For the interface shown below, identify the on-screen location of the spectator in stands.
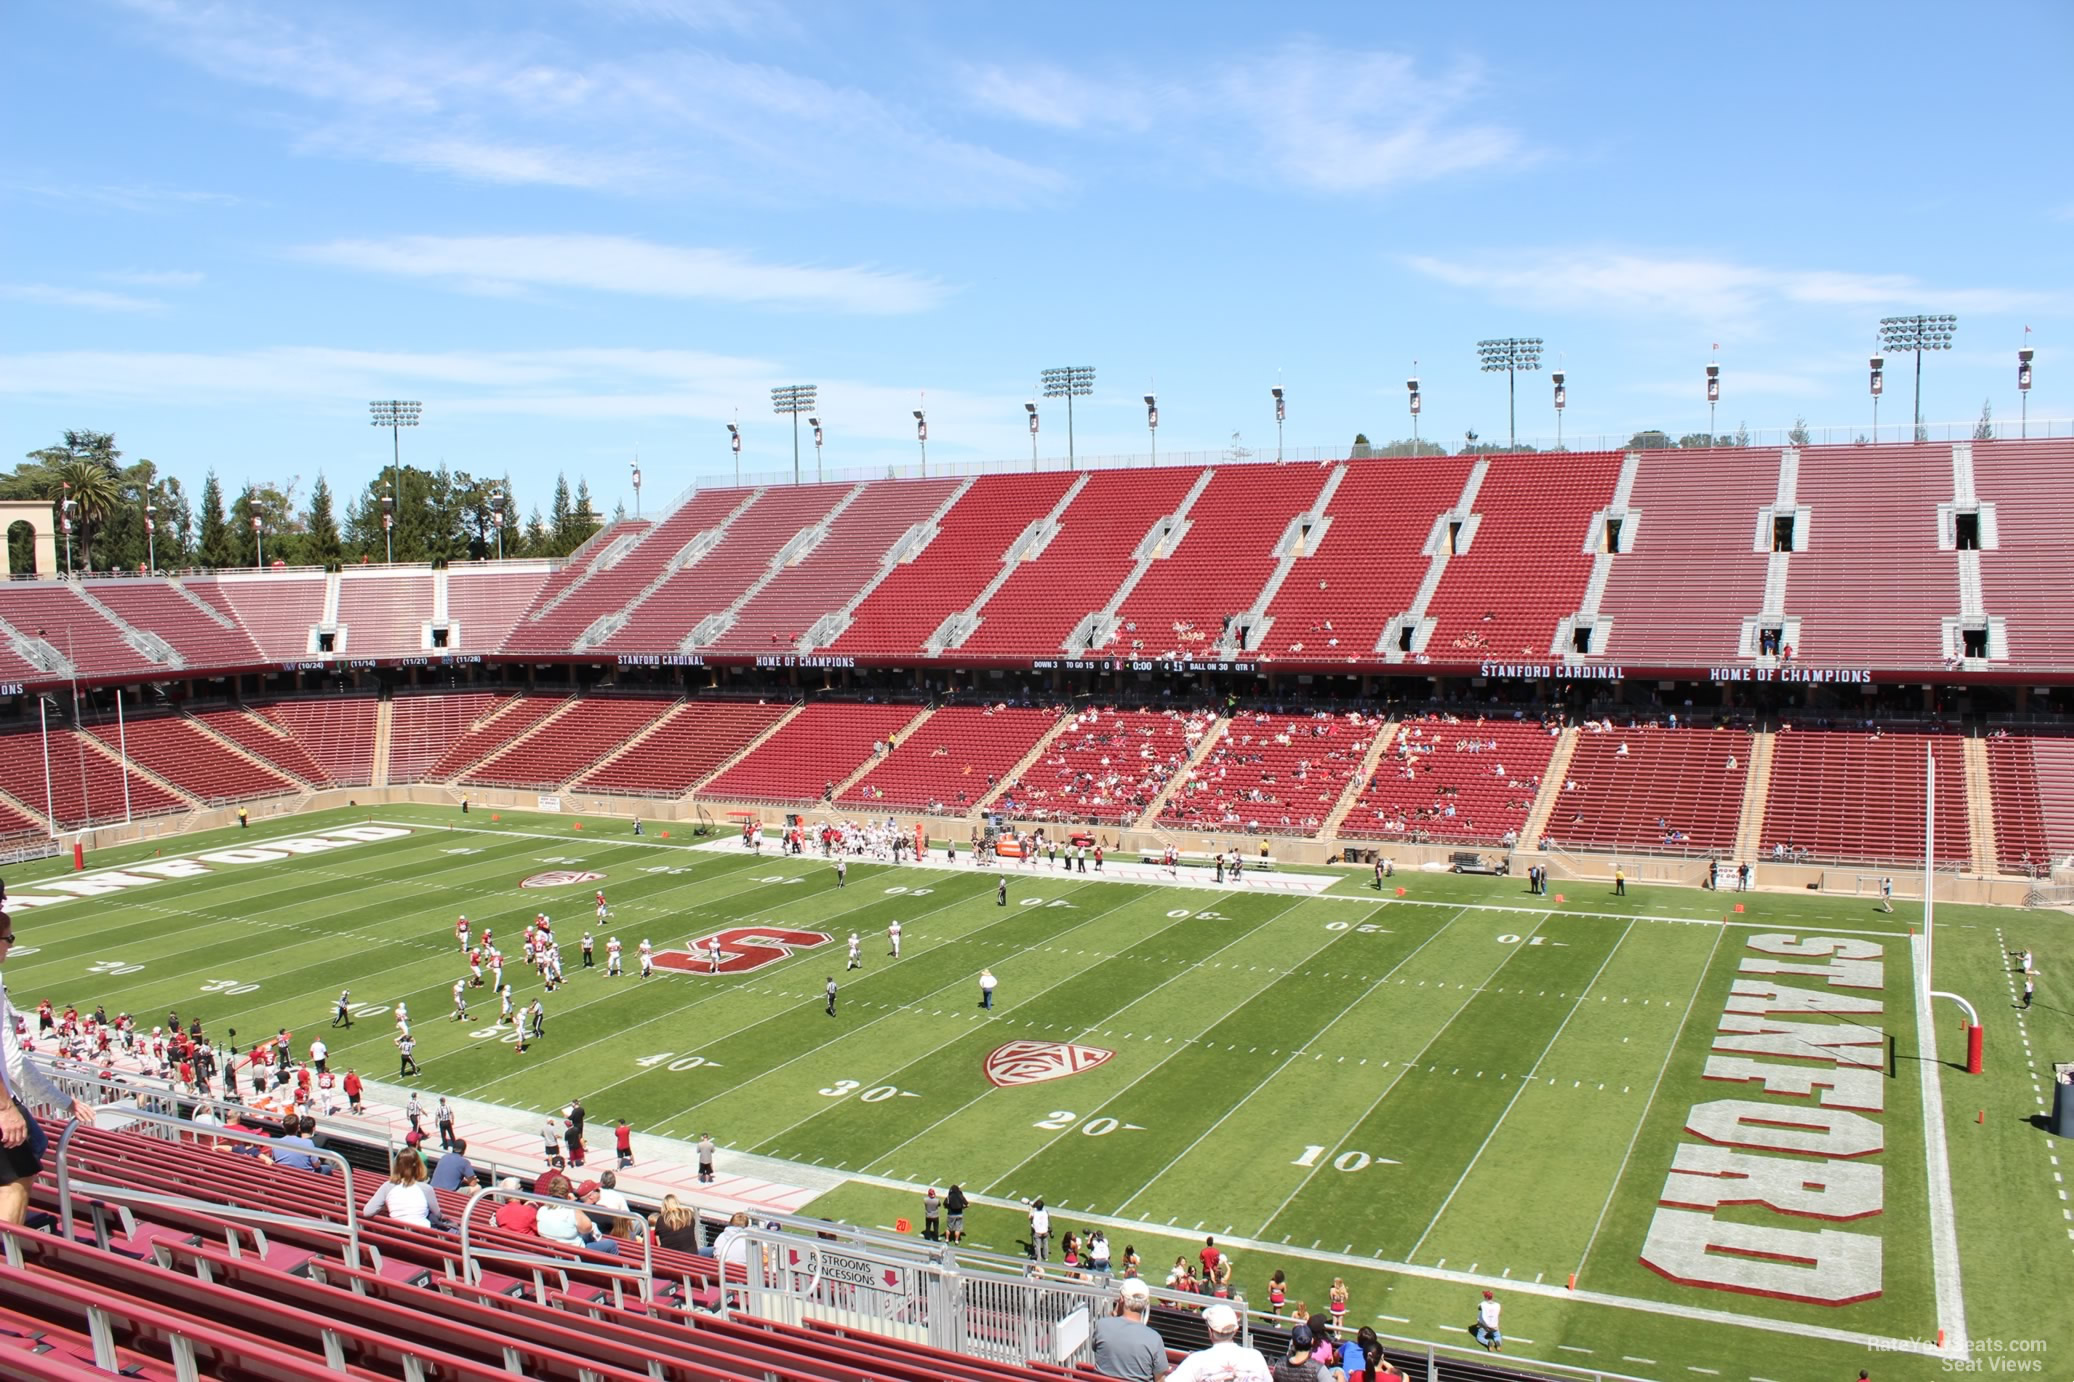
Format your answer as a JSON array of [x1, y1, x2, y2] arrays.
[[536, 1172, 619, 1256], [1168, 1303, 1270, 1382], [1093, 1277, 1169, 1382], [493, 1177, 537, 1234], [431, 1136, 479, 1191], [1273, 1322, 1330, 1382], [0, 911, 97, 1225], [650, 1194, 702, 1255], [270, 1115, 327, 1174], [593, 1170, 637, 1237], [363, 1149, 442, 1229], [711, 1209, 753, 1271]]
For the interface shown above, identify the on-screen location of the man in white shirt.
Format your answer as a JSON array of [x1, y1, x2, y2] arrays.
[[1472, 1290, 1503, 1352], [308, 1037, 329, 1074], [1028, 1198, 1051, 1260], [887, 920, 901, 958], [1165, 1304, 1268, 1382], [0, 913, 97, 1224]]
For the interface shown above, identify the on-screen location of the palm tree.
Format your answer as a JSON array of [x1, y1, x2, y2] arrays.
[[50, 457, 121, 571]]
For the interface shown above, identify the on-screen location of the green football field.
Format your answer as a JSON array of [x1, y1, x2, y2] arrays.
[[5, 803, 2069, 1382]]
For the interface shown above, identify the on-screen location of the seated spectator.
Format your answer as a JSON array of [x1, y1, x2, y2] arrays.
[[592, 1169, 639, 1238], [492, 1176, 538, 1234], [363, 1149, 441, 1229], [270, 1114, 327, 1174], [430, 1136, 479, 1191], [536, 1172, 619, 1256], [711, 1209, 753, 1272], [1093, 1276, 1168, 1382], [1168, 1303, 1269, 1382], [650, 1194, 703, 1255]]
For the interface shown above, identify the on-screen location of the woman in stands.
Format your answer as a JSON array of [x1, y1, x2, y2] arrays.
[[536, 1172, 618, 1256], [651, 1194, 703, 1255], [363, 1149, 439, 1229]]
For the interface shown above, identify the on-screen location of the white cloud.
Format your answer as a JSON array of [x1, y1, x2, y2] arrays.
[[295, 131, 657, 190], [1404, 250, 2044, 321], [0, 282, 164, 313], [100, 270, 205, 288], [959, 62, 1154, 133], [293, 234, 946, 315], [4, 180, 244, 212]]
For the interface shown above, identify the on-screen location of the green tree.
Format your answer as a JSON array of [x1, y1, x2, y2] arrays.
[[1973, 399, 1995, 441], [25, 432, 123, 571], [1367, 437, 1450, 458], [1351, 432, 1372, 459], [304, 474, 342, 567], [1788, 415, 1812, 447], [572, 478, 598, 546], [197, 471, 234, 568], [549, 473, 574, 549]]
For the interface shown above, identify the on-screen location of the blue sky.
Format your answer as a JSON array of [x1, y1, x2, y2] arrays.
[[5, 0, 2069, 519]]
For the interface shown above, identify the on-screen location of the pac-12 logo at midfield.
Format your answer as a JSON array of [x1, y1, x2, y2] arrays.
[[520, 870, 605, 889], [984, 1041, 1115, 1088], [655, 927, 832, 975]]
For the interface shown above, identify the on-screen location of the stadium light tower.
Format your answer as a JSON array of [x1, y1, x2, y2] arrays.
[[1706, 358, 1721, 445], [1271, 386, 1285, 463], [1878, 314, 1958, 442], [808, 416, 824, 482], [250, 499, 267, 569], [1143, 394, 1158, 467], [1040, 365, 1095, 470], [368, 400, 421, 528], [1869, 354, 1885, 441], [913, 408, 928, 476], [59, 485, 75, 575], [143, 496, 158, 573], [379, 484, 395, 563], [489, 487, 506, 560], [2018, 342, 2035, 439], [629, 458, 643, 518], [770, 383, 817, 485], [1024, 401, 1039, 469], [1476, 337, 1542, 448], [727, 421, 742, 486], [1552, 370, 1567, 449], [1407, 372, 1422, 449]]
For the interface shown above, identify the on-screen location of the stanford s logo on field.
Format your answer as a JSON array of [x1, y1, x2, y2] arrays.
[[984, 1041, 1114, 1088], [520, 870, 606, 889]]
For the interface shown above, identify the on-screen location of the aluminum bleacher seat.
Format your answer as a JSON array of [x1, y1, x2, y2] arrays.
[[0, 583, 163, 678], [209, 573, 326, 660], [1159, 710, 1380, 837], [0, 725, 185, 828], [445, 564, 552, 652], [1762, 724, 1969, 865], [1002, 707, 1212, 824], [839, 706, 1056, 813], [1976, 439, 2074, 666], [1344, 715, 1554, 846], [1985, 730, 2074, 873], [1599, 447, 1778, 664], [255, 697, 379, 786], [335, 569, 434, 659], [424, 696, 566, 781], [192, 705, 330, 786], [86, 714, 300, 805], [575, 700, 790, 796], [703, 702, 918, 804], [388, 691, 512, 783], [461, 696, 675, 789], [88, 578, 264, 669], [1553, 722, 1752, 854], [502, 518, 658, 655], [1786, 444, 1954, 667]]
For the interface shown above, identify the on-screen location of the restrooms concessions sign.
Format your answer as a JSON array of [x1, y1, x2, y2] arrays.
[[1640, 932, 1888, 1306], [1, 826, 411, 912]]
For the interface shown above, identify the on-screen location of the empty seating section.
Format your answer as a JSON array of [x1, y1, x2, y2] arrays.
[[1004, 707, 1213, 823], [704, 702, 917, 803], [711, 479, 962, 652], [1344, 716, 1555, 845], [574, 700, 790, 795], [1425, 452, 1624, 663], [502, 518, 656, 654], [446, 566, 550, 651], [1787, 445, 1954, 666], [335, 570, 432, 658], [0, 584, 162, 678], [256, 698, 379, 785], [961, 469, 1203, 656], [388, 691, 511, 782], [89, 578, 263, 669], [831, 473, 1076, 656], [1974, 440, 2074, 665], [462, 696, 674, 788], [424, 696, 564, 780], [1552, 723, 1752, 853], [1113, 467, 1330, 658], [0, 726, 184, 827], [841, 706, 1056, 812], [0, 796, 45, 840], [1985, 732, 2074, 872], [1599, 449, 1776, 663], [1160, 711, 1379, 836], [189, 706, 330, 786], [213, 574, 325, 660], [0, 635, 44, 683], [87, 714, 300, 803], [1762, 726, 1968, 864], [606, 485, 854, 651], [1258, 459, 1472, 661]]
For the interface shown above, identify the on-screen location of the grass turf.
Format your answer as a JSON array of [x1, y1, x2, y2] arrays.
[[5, 802, 2068, 1382]]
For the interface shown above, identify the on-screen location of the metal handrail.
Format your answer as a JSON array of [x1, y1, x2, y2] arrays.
[[456, 1184, 656, 1304], [53, 1106, 362, 1268]]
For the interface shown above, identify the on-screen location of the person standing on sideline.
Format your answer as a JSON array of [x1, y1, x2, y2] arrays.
[[436, 1098, 456, 1151], [343, 1067, 363, 1114], [0, 912, 98, 1224], [581, 932, 594, 968], [2021, 974, 2035, 1009], [1613, 866, 1627, 897], [922, 1187, 942, 1242], [238, 806, 249, 829], [847, 932, 861, 970], [615, 1119, 634, 1169], [1028, 1198, 1051, 1261], [887, 920, 902, 958], [333, 989, 353, 1028], [945, 1183, 967, 1243], [825, 977, 839, 1017], [696, 1132, 715, 1183], [836, 856, 847, 888], [1879, 876, 1894, 912], [980, 969, 997, 1010], [1092, 1277, 1169, 1382], [1471, 1289, 1503, 1352], [998, 876, 1008, 906]]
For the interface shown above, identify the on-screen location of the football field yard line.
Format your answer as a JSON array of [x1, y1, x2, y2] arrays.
[[975, 893, 1320, 1194], [1253, 908, 1555, 1239], [457, 873, 1015, 1103], [1406, 916, 1635, 1261], [739, 886, 1175, 1156], [1108, 901, 1463, 1217], [1341, 891, 1912, 941], [841, 895, 1308, 1183], [1571, 920, 1727, 1280], [1911, 932, 1968, 1349]]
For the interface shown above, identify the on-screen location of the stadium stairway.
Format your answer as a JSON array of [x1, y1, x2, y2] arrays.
[[688, 700, 805, 796], [1963, 733, 2000, 873], [825, 705, 937, 802], [1516, 725, 1577, 850], [1320, 717, 1400, 839], [973, 712, 1080, 817], [77, 727, 203, 813], [0, 786, 52, 837], [437, 694, 581, 783], [371, 696, 394, 788], [1130, 713, 1229, 829], [1731, 727, 1777, 864], [566, 698, 698, 792], [183, 706, 322, 791]]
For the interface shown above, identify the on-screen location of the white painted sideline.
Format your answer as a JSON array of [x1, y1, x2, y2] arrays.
[[1911, 933, 1969, 1350]]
